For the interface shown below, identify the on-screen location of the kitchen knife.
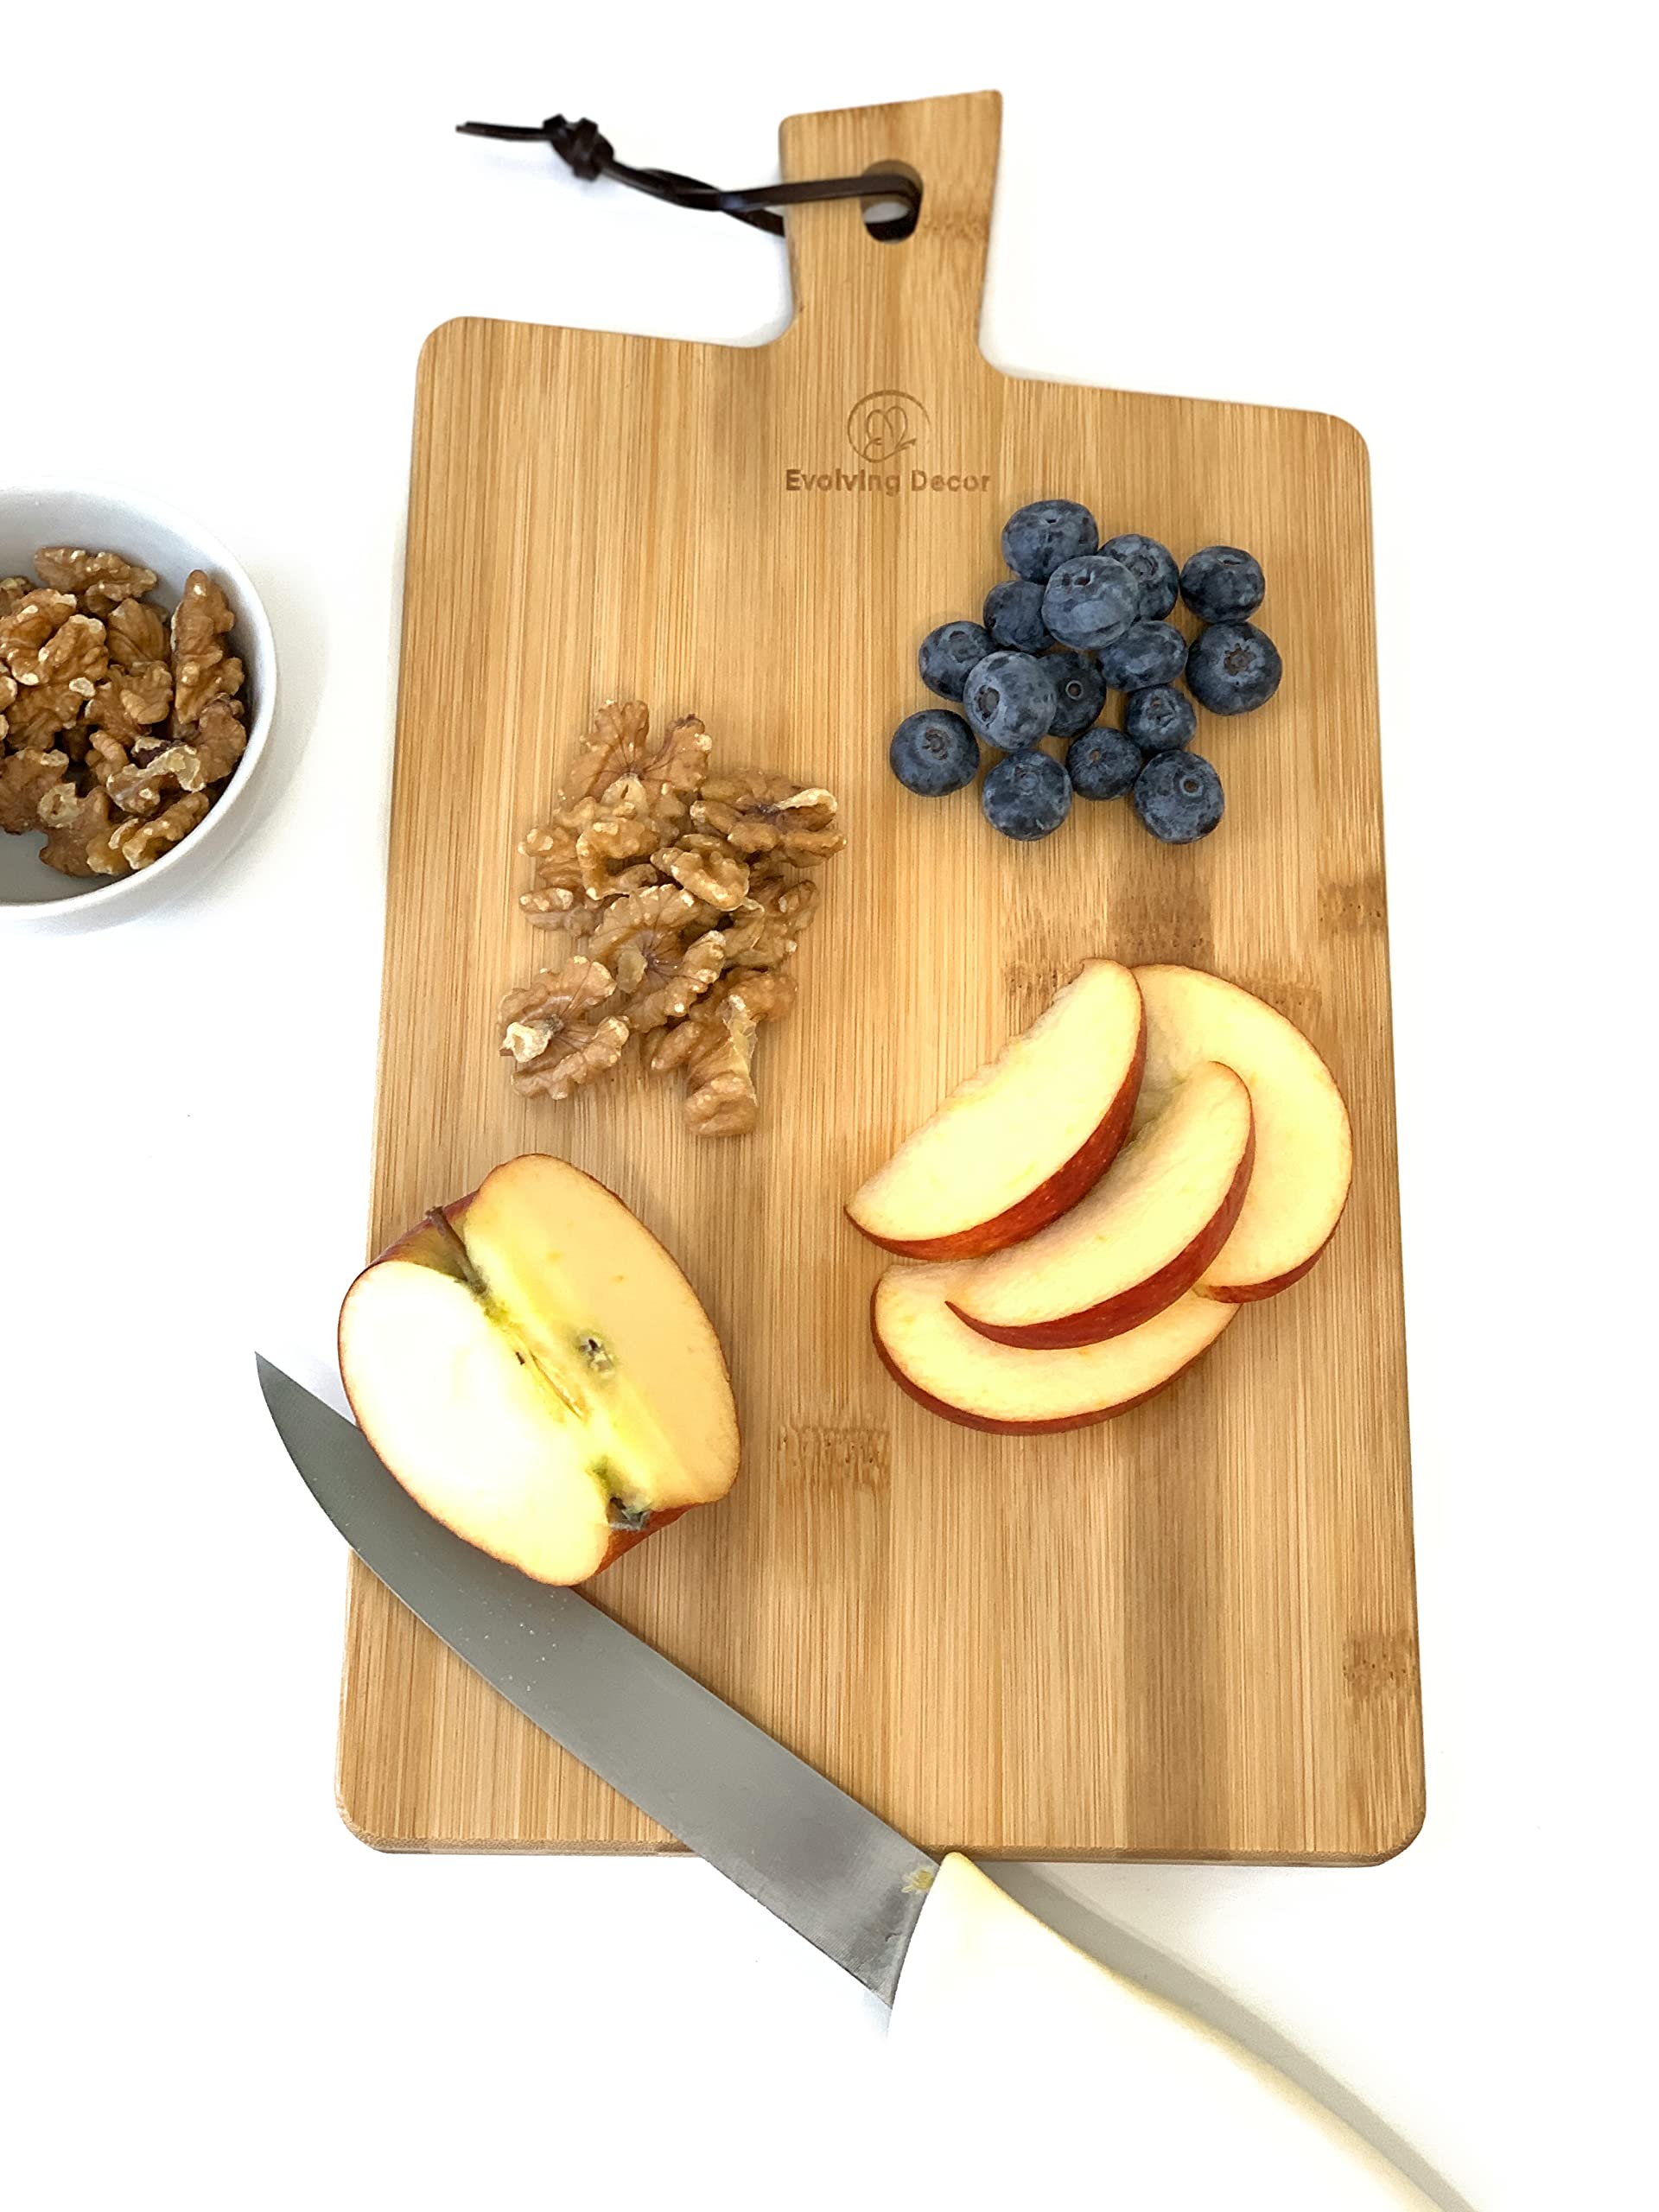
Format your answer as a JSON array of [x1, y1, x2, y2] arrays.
[[257, 1354, 1443, 2208]]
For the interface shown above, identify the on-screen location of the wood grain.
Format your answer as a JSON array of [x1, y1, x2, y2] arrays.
[[339, 92, 1422, 1862]]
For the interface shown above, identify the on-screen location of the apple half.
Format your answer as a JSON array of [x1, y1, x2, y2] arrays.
[[872, 1262, 1236, 1433], [1134, 965, 1353, 1302], [947, 1060, 1255, 1347], [846, 960, 1146, 1261], [338, 1155, 741, 1585]]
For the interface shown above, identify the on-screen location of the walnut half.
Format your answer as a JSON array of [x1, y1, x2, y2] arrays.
[[499, 953, 620, 1069], [588, 884, 726, 1033], [692, 769, 845, 865], [649, 969, 799, 1138], [35, 547, 159, 616], [170, 571, 242, 730], [0, 747, 70, 836], [37, 784, 124, 876]]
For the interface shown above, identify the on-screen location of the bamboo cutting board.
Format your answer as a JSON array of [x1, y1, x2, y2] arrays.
[[340, 91, 1422, 1861]]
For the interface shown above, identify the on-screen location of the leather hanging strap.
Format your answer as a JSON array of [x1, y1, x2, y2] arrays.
[[455, 113, 920, 238]]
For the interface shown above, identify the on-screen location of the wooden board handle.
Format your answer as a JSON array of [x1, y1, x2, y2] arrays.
[[778, 91, 1001, 359]]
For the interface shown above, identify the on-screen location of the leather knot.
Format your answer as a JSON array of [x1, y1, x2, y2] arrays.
[[544, 115, 613, 182]]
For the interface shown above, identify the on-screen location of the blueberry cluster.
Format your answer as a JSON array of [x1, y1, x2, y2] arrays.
[[888, 501, 1282, 846]]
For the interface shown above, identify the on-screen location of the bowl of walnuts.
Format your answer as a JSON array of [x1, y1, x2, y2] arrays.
[[0, 486, 276, 915]]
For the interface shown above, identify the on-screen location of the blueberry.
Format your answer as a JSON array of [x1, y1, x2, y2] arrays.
[[1041, 554, 1141, 650], [1186, 621, 1283, 715], [889, 709, 980, 797], [1133, 752, 1224, 843], [1124, 683, 1197, 752], [1179, 545, 1266, 624], [1096, 620, 1188, 692], [982, 579, 1050, 654], [982, 749, 1072, 840], [1044, 648, 1107, 739], [1001, 499, 1098, 584], [1067, 728, 1143, 800], [1099, 533, 1179, 620], [961, 651, 1058, 750], [918, 619, 992, 702]]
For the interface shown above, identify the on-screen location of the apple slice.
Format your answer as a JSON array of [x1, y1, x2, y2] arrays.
[[947, 1060, 1254, 1346], [872, 1262, 1236, 1433], [338, 1155, 740, 1585], [1134, 966, 1353, 1302], [847, 960, 1145, 1260]]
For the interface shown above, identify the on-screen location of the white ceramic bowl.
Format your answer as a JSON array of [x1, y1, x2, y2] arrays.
[[0, 486, 276, 916]]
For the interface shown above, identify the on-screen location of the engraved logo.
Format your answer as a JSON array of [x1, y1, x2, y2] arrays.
[[846, 388, 930, 464], [784, 392, 988, 497]]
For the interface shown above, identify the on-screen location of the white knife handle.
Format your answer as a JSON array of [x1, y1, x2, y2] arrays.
[[886, 1854, 1439, 2209]]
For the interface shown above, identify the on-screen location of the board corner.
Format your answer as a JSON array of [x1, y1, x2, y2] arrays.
[[416, 314, 491, 386], [1353, 1776, 1428, 1867]]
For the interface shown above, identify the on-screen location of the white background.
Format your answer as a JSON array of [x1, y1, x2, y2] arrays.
[[3, 5, 1651, 2207]]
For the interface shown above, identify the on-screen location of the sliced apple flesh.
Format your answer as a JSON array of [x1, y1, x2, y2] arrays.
[[338, 1154, 740, 1585], [948, 1060, 1255, 1347], [872, 1262, 1236, 1433], [847, 960, 1146, 1260], [1133, 966, 1353, 1301]]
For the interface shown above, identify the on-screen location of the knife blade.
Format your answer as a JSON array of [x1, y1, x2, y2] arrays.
[[257, 1355, 1444, 2207], [257, 1355, 936, 2002]]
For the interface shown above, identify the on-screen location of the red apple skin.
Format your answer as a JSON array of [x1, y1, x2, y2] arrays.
[[365, 1212, 451, 1268], [847, 1009, 1147, 1262], [341, 1160, 734, 1581], [352, 1193, 493, 1273], [869, 1286, 1207, 1435], [590, 1507, 686, 1573], [1197, 1209, 1344, 1304], [948, 1121, 1256, 1349]]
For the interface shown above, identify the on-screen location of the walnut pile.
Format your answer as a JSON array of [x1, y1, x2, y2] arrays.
[[0, 550, 249, 877], [503, 701, 843, 1135]]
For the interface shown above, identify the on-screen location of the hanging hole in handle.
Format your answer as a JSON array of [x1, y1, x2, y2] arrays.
[[861, 161, 923, 242]]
